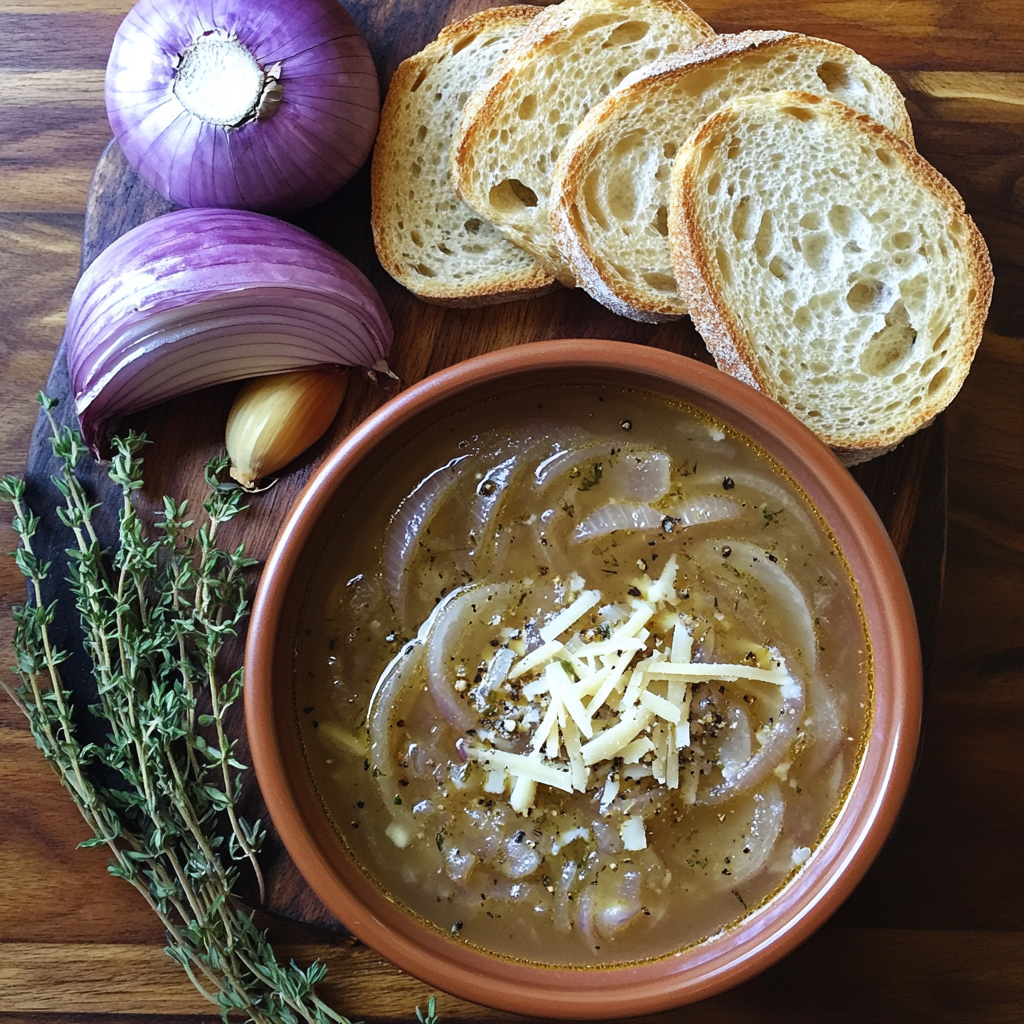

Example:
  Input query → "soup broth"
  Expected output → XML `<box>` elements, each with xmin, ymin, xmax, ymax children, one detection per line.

<box><xmin>294</xmin><ymin>385</ymin><xmax>870</xmax><ymax>965</ymax></box>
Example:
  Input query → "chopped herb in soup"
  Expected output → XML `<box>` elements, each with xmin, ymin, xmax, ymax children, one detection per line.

<box><xmin>294</xmin><ymin>386</ymin><xmax>870</xmax><ymax>965</ymax></box>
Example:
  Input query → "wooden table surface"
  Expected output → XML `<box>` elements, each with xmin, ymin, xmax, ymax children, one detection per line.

<box><xmin>1</xmin><ymin>1</ymin><xmax>1022</xmax><ymax>1022</ymax></box>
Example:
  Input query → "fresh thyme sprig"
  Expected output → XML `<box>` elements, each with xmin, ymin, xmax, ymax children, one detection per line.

<box><xmin>2</xmin><ymin>395</ymin><xmax>350</xmax><ymax>1024</ymax></box>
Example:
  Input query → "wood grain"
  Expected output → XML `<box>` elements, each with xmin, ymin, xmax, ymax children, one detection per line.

<box><xmin>4</xmin><ymin>930</ymin><xmax>1023</xmax><ymax>1022</ymax></box>
<box><xmin>1</xmin><ymin>1</ymin><xmax>1022</xmax><ymax>1022</ymax></box>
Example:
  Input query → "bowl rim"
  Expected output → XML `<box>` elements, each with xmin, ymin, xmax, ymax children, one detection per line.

<box><xmin>244</xmin><ymin>339</ymin><xmax>922</xmax><ymax>1018</ymax></box>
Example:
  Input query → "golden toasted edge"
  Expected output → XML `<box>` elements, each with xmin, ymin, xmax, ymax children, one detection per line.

<box><xmin>450</xmin><ymin>0</ymin><xmax>715</xmax><ymax>281</ymax></box>
<box><xmin>370</xmin><ymin>5</ymin><xmax>558</xmax><ymax>304</ymax></box>
<box><xmin>550</xmin><ymin>32</ymin><xmax>790</xmax><ymax>321</ymax></box>
<box><xmin>550</xmin><ymin>30</ymin><xmax>915</xmax><ymax>322</ymax></box>
<box><xmin>625</xmin><ymin>30</ymin><xmax>914</xmax><ymax>146</ymax></box>
<box><xmin>668</xmin><ymin>90</ymin><xmax>992</xmax><ymax>461</ymax></box>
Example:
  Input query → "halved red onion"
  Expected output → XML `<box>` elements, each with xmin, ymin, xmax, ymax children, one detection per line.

<box><xmin>64</xmin><ymin>208</ymin><xmax>392</xmax><ymax>452</ymax></box>
<box><xmin>106</xmin><ymin>0</ymin><xmax>379</xmax><ymax>212</ymax></box>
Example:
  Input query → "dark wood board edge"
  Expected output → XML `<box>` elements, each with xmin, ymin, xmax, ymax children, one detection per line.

<box><xmin>22</xmin><ymin>0</ymin><xmax>951</xmax><ymax>930</ymax></box>
<box><xmin>22</xmin><ymin>131</ymin><xmax>948</xmax><ymax>933</ymax></box>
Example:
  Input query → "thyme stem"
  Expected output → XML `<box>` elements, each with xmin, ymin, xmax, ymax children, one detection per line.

<box><xmin>2</xmin><ymin>397</ymin><xmax>352</xmax><ymax>1024</ymax></box>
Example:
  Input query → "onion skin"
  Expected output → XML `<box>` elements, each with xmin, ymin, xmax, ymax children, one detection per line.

<box><xmin>65</xmin><ymin>208</ymin><xmax>392</xmax><ymax>453</ymax></box>
<box><xmin>106</xmin><ymin>0</ymin><xmax>380</xmax><ymax>213</ymax></box>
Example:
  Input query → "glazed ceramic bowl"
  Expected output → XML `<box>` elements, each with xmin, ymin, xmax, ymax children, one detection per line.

<box><xmin>245</xmin><ymin>340</ymin><xmax>921</xmax><ymax>1018</ymax></box>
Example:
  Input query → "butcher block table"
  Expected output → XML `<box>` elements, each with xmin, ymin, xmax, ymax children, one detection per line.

<box><xmin>1</xmin><ymin>0</ymin><xmax>1022</xmax><ymax>1021</ymax></box>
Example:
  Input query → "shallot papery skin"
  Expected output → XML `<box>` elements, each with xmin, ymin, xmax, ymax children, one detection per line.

<box><xmin>65</xmin><ymin>208</ymin><xmax>392</xmax><ymax>452</ymax></box>
<box><xmin>106</xmin><ymin>0</ymin><xmax>379</xmax><ymax>213</ymax></box>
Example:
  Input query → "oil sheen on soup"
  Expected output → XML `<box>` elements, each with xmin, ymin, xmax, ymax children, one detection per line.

<box><xmin>294</xmin><ymin>385</ymin><xmax>870</xmax><ymax>965</ymax></box>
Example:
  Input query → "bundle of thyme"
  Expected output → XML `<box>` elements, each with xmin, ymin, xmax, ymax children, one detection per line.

<box><xmin>2</xmin><ymin>396</ymin><xmax>349</xmax><ymax>1023</ymax></box>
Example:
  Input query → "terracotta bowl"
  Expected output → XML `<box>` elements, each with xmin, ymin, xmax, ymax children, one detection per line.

<box><xmin>245</xmin><ymin>339</ymin><xmax>921</xmax><ymax>1018</ymax></box>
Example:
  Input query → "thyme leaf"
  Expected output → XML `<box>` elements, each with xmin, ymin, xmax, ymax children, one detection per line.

<box><xmin>416</xmin><ymin>996</ymin><xmax>440</xmax><ymax>1023</ymax></box>
<box><xmin>3</xmin><ymin>399</ymin><xmax>351</xmax><ymax>1023</ymax></box>
<box><xmin>577</xmin><ymin>461</ymin><xmax>604</xmax><ymax>492</ymax></box>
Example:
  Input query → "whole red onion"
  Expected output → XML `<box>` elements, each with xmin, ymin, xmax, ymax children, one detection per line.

<box><xmin>105</xmin><ymin>0</ymin><xmax>380</xmax><ymax>213</ymax></box>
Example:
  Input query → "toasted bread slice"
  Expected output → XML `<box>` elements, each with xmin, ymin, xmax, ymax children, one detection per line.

<box><xmin>668</xmin><ymin>91</ymin><xmax>992</xmax><ymax>464</ymax></box>
<box><xmin>550</xmin><ymin>31</ymin><xmax>914</xmax><ymax>323</ymax></box>
<box><xmin>371</xmin><ymin>6</ymin><xmax>558</xmax><ymax>306</ymax></box>
<box><xmin>451</xmin><ymin>0</ymin><xmax>714</xmax><ymax>285</ymax></box>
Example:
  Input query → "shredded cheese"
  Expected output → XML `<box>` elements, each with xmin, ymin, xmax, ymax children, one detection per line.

<box><xmin>581</xmin><ymin>707</ymin><xmax>655</xmax><ymax>766</ymax></box>
<box><xmin>646</xmin><ymin>554</ymin><xmax>678</xmax><ymax>604</ymax></box>
<box><xmin>640</xmin><ymin>688</ymin><xmax>681</xmax><ymax>724</ymax></box>
<box><xmin>462</xmin><ymin>555</ymin><xmax>798</xmax><ymax>816</ymax></box>
<box><xmin>570</xmin><ymin>637</ymin><xmax>645</xmax><ymax>660</ymax></box>
<box><xmin>671</xmin><ymin>679</ymin><xmax>692</xmax><ymax>748</ymax></box>
<box><xmin>599</xmin><ymin>774</ymin><xmax>620</xmax><ymax>815</ymax></box>
<box><xmin>583</xmin><ymin>649</ymin><xmax>635</xmax><ymax>713</ymax></box>
<box><xmin>563</xmin><ymin>719</ymin><xmax>590</xmax><ymax>792</ymax></box>
<box><xmin>509</xmin><ymin>774</ymin><xmax>538</xmax><ymax>814</ymax></box>
<box><xmin>539</xmin><ymin>589</ymin><xmax>601</xmax><ymax>643</ymax></box>
<box><xmin>619</xmin><ymin>735</ymin><xmax>655</xmax><ymax>764</ymax></box>
<box><xmin>509</xmin><ymin>638</ymin><xmax>565</xmax><ymax>679</ymax></box>
<box><xmin>606</xmin><ymin>602</ymin><xmax>656</xmax><ymax>645</ymax></box>
<box><xmin>642</xmin><ymin>662</ymin><xmax>791</xmax><ymax>685</ymax></box>
<box><xmin>467</xmin><ymin>746</ymin><xmax>573</xmax><ymax>793</ymax></box>
<box><xmin>620</xmin><ymin>816</ymin><xmax>647</xmax><ymax>851</ymax></box>
<box><xmin>665</xmin><ymin>724</ymin><xmax>679</xmax><ymax>789</ymax></box>
<box><xmin>671</xmin><ymin>620</ymin><xmax>693</xmax><ymax>663</ymax></box>
<box><xmin>530</xmin><ymin>693</ymin><xmax>561</xmax><ymax>754</ymax></box>
<box><xmin>547</xmin><ymin>661</ymin><xmax>594</xmax><ymax>739</ymax></box>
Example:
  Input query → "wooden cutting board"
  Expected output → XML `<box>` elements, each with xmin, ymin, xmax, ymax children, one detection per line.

<box><xmin>24</xmin><ymin>0</ymin><xmax>947</xmax><ymax>938</ymax></box>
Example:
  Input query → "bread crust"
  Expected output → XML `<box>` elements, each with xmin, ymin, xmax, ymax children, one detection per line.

<box><xmin>451</xmin><ymin>0</ymin><xmax>715</xmax><ymax>285</ymax></box>
<box><xmin>550</xmin><ymin>30</ymin><xmax>915</xmax><ymax>323</ymax></box>
<box><xmin>371</xmin><ymin>5</ymin><xmax>559</xmax><ymax>306</ymax></box>
<box><xmin>669</xmin><ymin>90</ymin><xmax>993</xmax><ymax>463</ymax></box>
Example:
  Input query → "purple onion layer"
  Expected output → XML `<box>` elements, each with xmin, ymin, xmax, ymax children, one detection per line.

<box><xmin>65</xmin><ymin>207</ymin><xmax>392</xmax><ymax>452</ymax></box>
